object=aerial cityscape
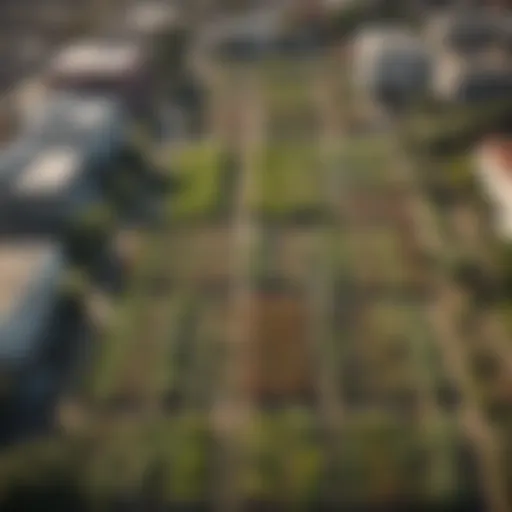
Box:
[2,0,512,510]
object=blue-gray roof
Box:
[0,241,64,366]
[22,92,125,152]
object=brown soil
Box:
[272,230,317,283]
[247,293,314,404]
[168,227,232,286]
[344,189,408,226]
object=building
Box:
[45,39,151,116]
[424,11,499,54]
[353,25,431,105]
[0,241,65,376]
[121,1,179,38]
[23,93,127,162]
[432,48,512,102]
[0,95,126,233]
[475,137,512,238]
[0,146,101,232]
[198,8,286,60]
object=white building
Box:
[48,40,142,81]
[475,137,512,239]
[0,241,65,372]
[353,25,431,103]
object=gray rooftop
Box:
[0,241,64,364]
[22,93,124,149]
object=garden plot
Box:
[158,296,229,411]
[90,291,193,409]
[255,227,319,286]
[263,72,318,140]
[337,135,408,190]
[164,226,232,290]
[170,142,233,223]
[252,144,325,222]
[84,415,215,507]
[336,301,444,413]
[89,233,171,404]
[248,292,315,406]
[242,409,324,506]
[342,188,409,227]
[331,413,478,509]
[343,227,412,292]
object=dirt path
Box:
[212,69,264,512]
[312,57,344,427]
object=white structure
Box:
[14,148,80,196]
[0,242,64,370]
[353,25,431,102]
[475,138,512,239]
[123,2,178,35]
[48,40,141,78]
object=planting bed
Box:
[242,409,324,506]
[164,226,232,289]
[249,292,315,407]
[330,413,479,509]
[334,299,453,415]
[170,142,234,223]
[252,144,325,221]
[255,227,319,286]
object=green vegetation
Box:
[243,410,324,504]
[253,144,325,221]
[170,142,231,221]
[404,99,512,155]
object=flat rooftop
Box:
[125,3,177,33]
[50,40,141,76]
[0,241,59,318]
[15,147,79,195]
[32,94,116,131]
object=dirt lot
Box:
[166,226,232,288]
[248,292,314,405]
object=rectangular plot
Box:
[338,302,425,411]
[256,228,318,285]
[242,410,324,505]
[253,145,325,221]
[166,227,232,287]
[345,227,410,290]
[249,293,314,405]
[331,414,476,508]
[171,143,230,221]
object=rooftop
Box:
[0,241,59,318]
[23,93,122,149]
[15,147,79,195]
[50,40,141,76]
[125,3,177,33]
